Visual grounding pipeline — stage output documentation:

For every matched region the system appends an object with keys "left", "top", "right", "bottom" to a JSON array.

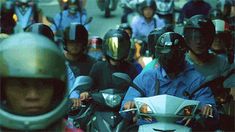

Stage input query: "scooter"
[
  {"left": 96, "top": 0, "right": 119, "bottom": 17},
  {"left": 113, "top": 69, "right": 235, "bottom": 131}
]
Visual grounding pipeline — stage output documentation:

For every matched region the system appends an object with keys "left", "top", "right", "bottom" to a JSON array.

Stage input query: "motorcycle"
[{"left": 96, "top": 0, "right": 119, "bottom": 17}]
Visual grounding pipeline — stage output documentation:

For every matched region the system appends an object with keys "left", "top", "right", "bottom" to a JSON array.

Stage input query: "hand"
[
  {"left": 70, "top": 98, "right": 81, "bottom": 108},
  {"left": 123, "top": 101, "right": 136, "bottom": 111},
  {"left": 201, "top": 104, "right": 213, "bottom": 118},
  {"left": 80, "top": 92, "right": 89, "bottom": 101}
]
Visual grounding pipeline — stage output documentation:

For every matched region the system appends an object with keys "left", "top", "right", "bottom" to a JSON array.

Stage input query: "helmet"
[
  {"left": 209, "top": 9, "right": 223, "bottom": 20},
  {"left": 156, "top": 0, "right": 174, "bottom": 15},
  {"left": 148, "top": 25, "right": 174, "bottom": 57},
  {"left": 103, "top": 29, "right": 130, "bottom": 61},
  {"left": 216, "top": 0, "right": 232, "bottom": 18},
  {"left": 68, "top": 0, "right": 82, "bottom": 14},
  {"left": 183, "top": 15, "right": 215, "bottom": 48},
  {"left": 138, "top": 0, "right": 156, "bottom": 16},
  {"left": 0, "top": 33, "right": 68, "bottom": 130},
  {"left": 25, "top": 23, "right": 54, "bottom": 41},
  {"left": 156, "top": 32, "right": 187, "bottom": 74},
  {"left": 64, "top": 23, "right": 88, "bottom": 49},
  {"left": 156, "top": 32, "right": 187, "bottom": 55}
]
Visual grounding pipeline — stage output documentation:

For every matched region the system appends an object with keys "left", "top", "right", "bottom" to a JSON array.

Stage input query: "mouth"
[{"left": 24, "top": 107, "right": 43, "bottom": 114}]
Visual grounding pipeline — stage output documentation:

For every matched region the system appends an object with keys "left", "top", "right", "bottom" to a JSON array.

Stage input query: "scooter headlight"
[
  {"left": 102, "top": 93, "right": 122, "bottom": 108},
  {"left": 176, "top": 105, "right": 196, "bottom": 116}
]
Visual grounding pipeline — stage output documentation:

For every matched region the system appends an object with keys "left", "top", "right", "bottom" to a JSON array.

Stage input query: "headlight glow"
[{"left": 102, "top": 93, "right": 122, "bottom": 108}]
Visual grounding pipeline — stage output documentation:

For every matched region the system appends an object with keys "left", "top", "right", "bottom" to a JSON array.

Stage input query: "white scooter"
[{"left": 134, "top": 95, "right": 199, "bottom": 132}]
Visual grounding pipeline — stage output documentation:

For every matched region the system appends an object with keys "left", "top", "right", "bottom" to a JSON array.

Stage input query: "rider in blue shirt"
[
  {"left": 51, "top": 0, "right": 88, "bottom": 33},
  {"left": 131, "top": 0, "right": 165, "bottom": 42},
  {"left": 120, "top": 32, "right": 218, "bottom": 130}
]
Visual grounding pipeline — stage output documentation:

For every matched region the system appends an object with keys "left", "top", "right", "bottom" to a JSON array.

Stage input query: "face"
[
  {"left": 185, "top": 29, "right": 209, "bottom": 54},
  {"left": 66, "top": 41, "right": 83, "bottom": 54},
  {"left": 143, "top": 7, "right": 154, "bottom": 19},
  {"left": 4, "top": 78, "right": 54, "bottom": 115}
]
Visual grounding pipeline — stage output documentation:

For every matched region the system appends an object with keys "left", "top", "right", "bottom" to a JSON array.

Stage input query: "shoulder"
[
  {"left": 182, "top": 63, "right": 206, "bottom": 83},
  {"left": 136, "top": 68, "right": 157, "bottom": 82}
]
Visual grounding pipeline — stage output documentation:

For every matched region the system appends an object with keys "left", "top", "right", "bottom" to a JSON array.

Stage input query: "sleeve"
[
  {"left": 88, "top": 62, "right": 100, "bottom": 91},
  {"left": 130, "top": 16, "right": 140, "bottom": 39},
  {"left": 191, "top": 76, "right": 218, "bottom": 118},
  {"left": 119, "top": 72, "right": 147, "bottom": 120}
]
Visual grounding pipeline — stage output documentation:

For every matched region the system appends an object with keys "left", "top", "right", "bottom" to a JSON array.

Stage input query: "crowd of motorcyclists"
[{"left": 0, "top": 0, "right": 235, "bottom": 131}]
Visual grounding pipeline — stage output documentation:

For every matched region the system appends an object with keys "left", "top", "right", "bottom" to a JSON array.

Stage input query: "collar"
[{"left": 159, "top": 62, "right": 194, "bottom": 86}]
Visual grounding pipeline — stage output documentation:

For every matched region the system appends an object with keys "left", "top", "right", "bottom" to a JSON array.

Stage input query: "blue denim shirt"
[
  {"left": 120, "top": 63, "right": 217, "bottom": 124},
  {"left": 51, "top": 10, "right": 88, "bottom": 32}
]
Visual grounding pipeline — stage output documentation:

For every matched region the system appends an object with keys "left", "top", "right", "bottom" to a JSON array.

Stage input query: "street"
[{"left": 39, "top": 0, "right": 123, "bottom": 38}]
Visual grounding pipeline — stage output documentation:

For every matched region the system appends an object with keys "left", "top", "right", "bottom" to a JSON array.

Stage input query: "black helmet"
[
  {"left": 157, "top": 32, "right": 187, "bottom": 74},
  {"left": 156, "top": 0, "right": 174, "bottom": 15},
  {"left": 103, "top": 29, "right": 130, "bottom": 61},
  {"left": 183, "top": 15, "right": 215, "bottom": 47},
  {"left": 25, "top": 23, "right": 54, "bottom": 41},
  {"left": 64, "top": 23, "right": 88, "bottom": 47},
  {"left": 138, "top": 0, "right": 156, "bottom": 16},
  {"left": 209, "top": 9, "right": 223, "bottom": 20},
  {"left": 216, "top": 0, "right": 232, "bottom": 18},
  {"left": 156, "top": 32, "right": 187, "bottom": 55},
  {"left": 148, "top": 25, "right": 174, "bottom": 57}
]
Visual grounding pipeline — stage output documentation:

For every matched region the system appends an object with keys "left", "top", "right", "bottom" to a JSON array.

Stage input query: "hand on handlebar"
[
  {"left": 80, "top": 92, "right": 90, "bottom": 101},
  {"left": 201, "top": 104, "right": 213, "bottom": 118},
  {"left": 70, "top": 98, "right": 82, "bottom": 108}
]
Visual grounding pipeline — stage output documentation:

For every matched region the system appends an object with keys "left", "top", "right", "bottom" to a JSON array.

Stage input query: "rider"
[
  {"left": 63, "top": 23, "right": 96, "bottom": 77},
  {"left": 14, "top": 0, "right": 42, "bottom": 31},
  {"left": 131, "top": 0, "right": 165, "bottom": 55},
  {"left": 51, "top": 0, "right": 88, "bottom": 34},
  {"left": 80, "top": 29, "right": 138, "bottom": 102},
  {"left": 0, "top": 33, "right": 82, "bottom": 132},
  {"left": 120, "top": 32, "right": 219, "bottom": 131},
  {"left": 183, "top": 14, "right": 234, "bottom": 131}
]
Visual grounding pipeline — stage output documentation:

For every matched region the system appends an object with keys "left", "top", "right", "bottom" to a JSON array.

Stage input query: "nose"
[{"left": 25, "top": 87, "right": 40, "bottom": 100}]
